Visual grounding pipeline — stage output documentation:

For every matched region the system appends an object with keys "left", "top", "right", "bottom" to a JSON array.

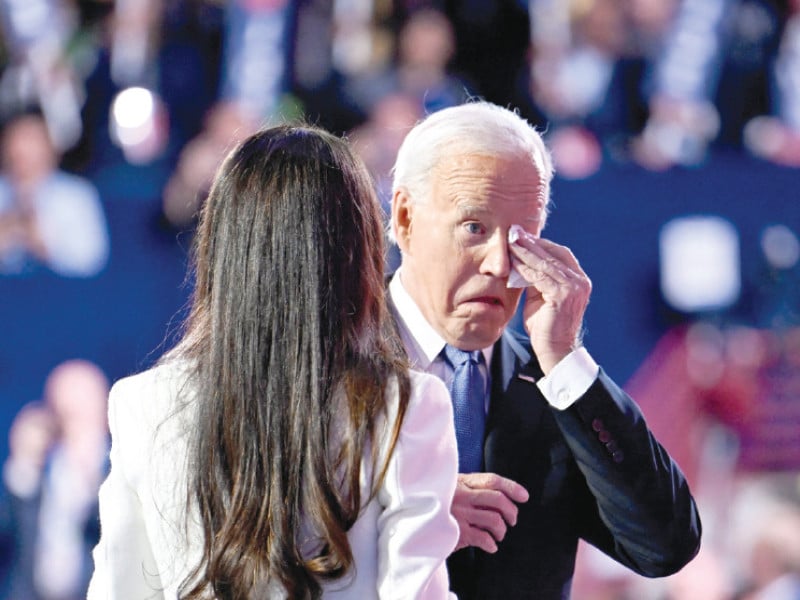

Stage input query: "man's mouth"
[{"left": 468, "top": 295, "right": 504, "bottom": 307}]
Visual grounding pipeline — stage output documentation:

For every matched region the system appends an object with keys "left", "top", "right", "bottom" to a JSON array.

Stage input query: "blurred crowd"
[
  {"left": 0, "top": 0, "right": 798, "bottom": 598},
  {"left": 0, "top": 360, "right": 107, "bottom": 600}
]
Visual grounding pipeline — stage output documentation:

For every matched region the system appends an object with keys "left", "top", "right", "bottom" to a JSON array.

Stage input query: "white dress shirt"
[{"left": 388, "top": 271, "right": 600, "bottom": 411}]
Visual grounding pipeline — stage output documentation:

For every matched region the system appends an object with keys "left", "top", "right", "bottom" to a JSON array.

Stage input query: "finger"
[
  {"left": 510, "top": 243, "right": 592, "bottom": 303},
  {"left": 458, "top": 525, "right": 499, "bottom": 553},
  {"left": 519, "top": 242, "right": 579, "bottom": 280},
  {"left": 452, "top": 474, "right": 530, "bottom": 552},
  {"left": 461, "top": 472, "right": 530, "bottom": 504},
  {"left": 509, "top": 229, "right": 568, "bottom": 261},
  {"left": 530, "top": 237, "right": 586, "bottom": 276},
  {"left": 509, "top": 252, "right": 570, "bottom": 293},
  {"left": 472, "top": 489, "right": 520, "bottom": 527},
  {"left": 509, "top": 232, "right": 581, "bottom": 274},
  {"left": 510, "top": 255, "right": 555, "bottom": 290},
  {"left": 457, "top": 474, "right": 528, "bottom": 527},
  {"left": 515, "top": 259, "right": 545, "bottom": 303},
  {"left": 451, "top": 504, "right": 504, "bottom": 551},
  {"left": 465, "top": 504, "right": 514, "bottom": 541},
  {"left": 509, "top": 239, "right": 579, "bottom": 286}
]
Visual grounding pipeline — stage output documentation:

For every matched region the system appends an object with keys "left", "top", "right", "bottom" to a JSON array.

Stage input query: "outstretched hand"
[{"left": 452, "top": 472, "right": 529, "bottom": 553}]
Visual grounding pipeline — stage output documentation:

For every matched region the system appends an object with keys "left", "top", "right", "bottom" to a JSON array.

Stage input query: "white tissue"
[{"left": 507, "top": 224, "right": 529, "bottom": 288}]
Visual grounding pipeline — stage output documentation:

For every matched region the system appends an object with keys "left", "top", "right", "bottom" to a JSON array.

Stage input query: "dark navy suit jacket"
[{"left": 445, "top": 329, "right": 701, "bottom": 599}]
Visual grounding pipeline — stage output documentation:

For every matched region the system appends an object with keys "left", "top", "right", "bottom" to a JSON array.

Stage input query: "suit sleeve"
[
  {"left": 375, "top": 373, "right": 459, "bottom": 599},
  {"left": 551, "top": 369, "right": 702, "bottom": 576},
  {"left": 87, "top": 381, "right": 164, "bottom": 600}
]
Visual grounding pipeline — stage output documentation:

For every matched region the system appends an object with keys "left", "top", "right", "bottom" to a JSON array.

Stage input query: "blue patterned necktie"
[{"left": 443, "top": 345, "right": 487, "bottom": 473}]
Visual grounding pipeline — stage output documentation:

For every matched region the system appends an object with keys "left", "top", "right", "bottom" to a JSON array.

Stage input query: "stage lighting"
[{"left": 659, "top": 215, "right": 741, "bottom": 313}]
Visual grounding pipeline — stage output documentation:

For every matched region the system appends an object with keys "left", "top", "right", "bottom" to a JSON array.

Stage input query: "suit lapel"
[
  {"left": 493, "top": 329, "right": 543, "bottom": 392},
  {"left": 484, "top": 330, "right": 548, "bottom": 473}
]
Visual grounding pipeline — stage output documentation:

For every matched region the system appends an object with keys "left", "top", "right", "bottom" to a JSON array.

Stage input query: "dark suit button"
[
  {"left": 612, "top": 450, "right": 625, "bottom": 463},
  {"left": 605, "top": 440, "right": 618, "bottom": 453},
  {"left": 598, "top": 430, "right": 612, "bottom": 443},
  {"left": 591, "top": 418, "right": 604, "bottom": 432}
]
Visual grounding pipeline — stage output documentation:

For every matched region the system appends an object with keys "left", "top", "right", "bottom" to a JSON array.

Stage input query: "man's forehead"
[
  {"left": 431, "top": 154, "right": 542, "bottom": 202},
  {"left": 432, "top": 153, "right": 541, "bottom": 193}
]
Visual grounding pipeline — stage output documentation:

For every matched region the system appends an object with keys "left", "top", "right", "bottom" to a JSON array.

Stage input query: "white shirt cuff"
[{"left": 536, "top": 347, "right": 599, "bottom": 410}]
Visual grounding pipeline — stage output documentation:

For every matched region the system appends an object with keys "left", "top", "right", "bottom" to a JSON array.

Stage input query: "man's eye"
[{"left": 464, "top": 222, "right": 485, "bottom": 235}]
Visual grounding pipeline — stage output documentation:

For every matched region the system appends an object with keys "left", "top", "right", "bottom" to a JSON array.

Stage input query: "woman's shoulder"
[
  {"left": 385, "top": 369, "right": 453, "bottom": 441},
  {"left": 108, "top": 359, "right": 195, "bottom": 428},
  {"left": 104, "top": 361, "right": 197, "bottom": 495},
  {"left": 407, "top": 369, "right": 450, "bottom": 408},
  {"left": 111, "top": 359, "right": 192, "bottom": 396}
]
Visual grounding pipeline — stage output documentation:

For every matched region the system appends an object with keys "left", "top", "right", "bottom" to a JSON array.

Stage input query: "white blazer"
[{"left": 87, "top": 362, "right": 459, "bottom": 599}]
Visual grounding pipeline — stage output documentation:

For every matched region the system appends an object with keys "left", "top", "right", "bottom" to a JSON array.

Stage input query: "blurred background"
[{"left": 0, "top": 0, "right": 797, "bottom": 598}]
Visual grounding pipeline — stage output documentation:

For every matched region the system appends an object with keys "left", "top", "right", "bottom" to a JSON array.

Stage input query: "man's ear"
[{"left": 391, "top": 188, "right": 414, "bottom": 253}]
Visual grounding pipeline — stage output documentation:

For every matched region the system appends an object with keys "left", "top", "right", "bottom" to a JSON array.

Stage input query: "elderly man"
[{"left": 388, "top": 101, "right": 701, "bottom": 599}]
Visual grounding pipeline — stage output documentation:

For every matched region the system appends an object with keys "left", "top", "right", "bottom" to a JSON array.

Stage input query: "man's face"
[
  {"left": 2, "top": 116, "right": 56, "bottom": 185},
  {"left": 393, "top": 153, "right": 545, "bottom": 350}
]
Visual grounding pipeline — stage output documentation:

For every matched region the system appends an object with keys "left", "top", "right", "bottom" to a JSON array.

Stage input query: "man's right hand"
[{"left": 452, "top": 472, "right": 529, "bottom": 553}]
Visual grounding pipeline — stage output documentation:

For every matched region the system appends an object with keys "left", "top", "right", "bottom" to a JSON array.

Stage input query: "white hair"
[{"left": 389, "top": 101, "right": 554, "bottom": 241}]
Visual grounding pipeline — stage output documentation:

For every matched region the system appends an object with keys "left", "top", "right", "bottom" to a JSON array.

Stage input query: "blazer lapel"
[
  {"left": 494, "top": 329, "right": 544, "bottom": 391},
  {"left": 484, "top": 330, "right": 548, "bottom": 473}
]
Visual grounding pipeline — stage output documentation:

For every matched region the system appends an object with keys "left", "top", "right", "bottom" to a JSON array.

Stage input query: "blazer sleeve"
[
  {"left": 375, "top": 372, "right": 459, "bottom": 600},
  {"left": 87, "top": 379, "right": 165, "bottom": 600},
  {"left": 552, "top": 368, "right": 702, "bottom": 576}
]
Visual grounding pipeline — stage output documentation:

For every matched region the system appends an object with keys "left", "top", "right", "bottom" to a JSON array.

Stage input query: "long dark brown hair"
[{"left": 173, "top": 124, "right": 409, "bottom": 599}]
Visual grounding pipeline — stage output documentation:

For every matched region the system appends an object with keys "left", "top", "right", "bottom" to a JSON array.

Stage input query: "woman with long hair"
[{"left": 88, "top": 124, "right": 459, "bottom": 599}]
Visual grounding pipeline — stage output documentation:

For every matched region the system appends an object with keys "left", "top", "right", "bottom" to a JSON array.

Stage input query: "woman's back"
[
  {"left": 88, "top": 124, "right": 459, "bottom": 599},
  {"left": 89, "top": 360, "right": 458, "bottom": 598}
]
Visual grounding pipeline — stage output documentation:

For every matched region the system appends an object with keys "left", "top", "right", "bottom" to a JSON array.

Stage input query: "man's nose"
[{"left": 480, "top": 231, "right": 511, "bottom": 277}]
